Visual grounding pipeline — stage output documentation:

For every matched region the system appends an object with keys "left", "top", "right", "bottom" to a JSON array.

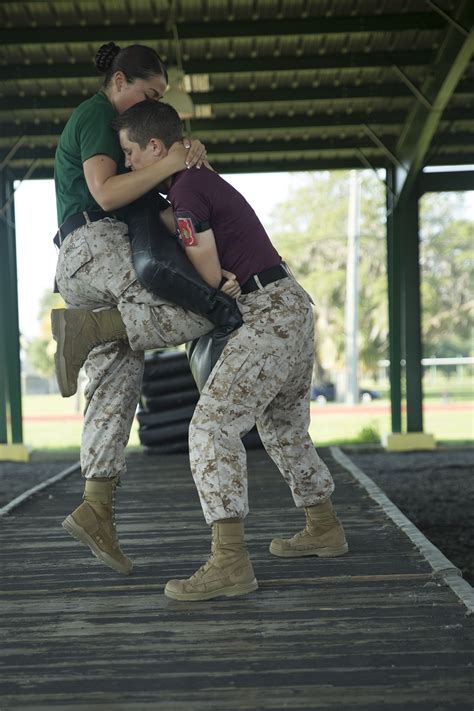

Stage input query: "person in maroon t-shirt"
[{"left": 115, "top": 100, "right": 348, "bottom": 602}]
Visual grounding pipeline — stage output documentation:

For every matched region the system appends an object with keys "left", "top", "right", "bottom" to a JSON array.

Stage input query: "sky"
[{"left": 13, "top": 172, "right": 298, "bottom": 340}]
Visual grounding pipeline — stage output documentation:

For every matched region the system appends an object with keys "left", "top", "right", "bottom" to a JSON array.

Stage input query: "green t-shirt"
[{"left": 54, "top": 91, "right": 124, "bottom": 225}]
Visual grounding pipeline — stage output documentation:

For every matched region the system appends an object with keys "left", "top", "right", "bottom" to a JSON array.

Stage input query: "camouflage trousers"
[
  {"left": 189, "top": 277, "right": 335, "bottom": 524},
  {"left": 55, "top": 217, "right": 213, "bottom": 480}
]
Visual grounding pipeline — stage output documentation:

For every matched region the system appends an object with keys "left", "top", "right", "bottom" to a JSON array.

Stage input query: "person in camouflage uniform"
[
  {"left": 113, "top": 101, "right": 349, "bottom": 601},
  {"left": 54, "top": 217, "right": 226, "bottom": 486},
  {"left": 51, "top": 42, "right": 232, "bottom": 577}
]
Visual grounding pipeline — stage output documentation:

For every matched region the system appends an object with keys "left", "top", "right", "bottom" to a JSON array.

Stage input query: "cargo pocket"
[
  {"left": 62, "top": 231, "right": 93, "bottom": 278},
  {"left": 202, "top": 347, "right": 266, "bottom": 405}
]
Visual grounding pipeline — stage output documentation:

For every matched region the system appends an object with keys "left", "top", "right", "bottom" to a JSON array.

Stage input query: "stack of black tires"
[{"left": 137, "top": 349, "right": 262, "bottom": 454}]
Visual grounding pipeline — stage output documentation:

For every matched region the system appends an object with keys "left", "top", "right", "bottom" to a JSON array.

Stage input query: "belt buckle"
[{"left": 253, "top": 274, "right": 264, "bottom": 290}]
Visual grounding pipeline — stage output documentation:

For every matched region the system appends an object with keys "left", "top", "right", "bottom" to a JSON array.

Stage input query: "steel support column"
[
  {"left": 401, "top": 181, "right": 424, "bottom": 432},
  {"left": 0, "top": 174, "right": 8, "bottom": 443},
  {"left": 0, "top": 171, "right": 23, "bottom": 444},
  {"left": 0, "top": 373, "right": 6, "bottom": 444},
  {"left": 385, "top": 166, "right": 402, "bottom": 433}
]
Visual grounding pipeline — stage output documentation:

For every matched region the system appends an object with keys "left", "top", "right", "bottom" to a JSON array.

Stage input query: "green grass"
[
  {"left": 18, "top": 392, "right": 473, "bottom": 452},
  {"left": 309, "top": 403, "right": 474, "bottom": 446},
  {"left": 21, "top": 393, "right": 141, "bottom": 450}
]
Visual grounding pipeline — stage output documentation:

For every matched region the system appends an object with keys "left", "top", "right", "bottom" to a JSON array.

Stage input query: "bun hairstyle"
[
  {"left": 94, "top": 42, "right": 168, "bottom": 86},
  {"left": 94, "top": 41, "right": 121, "bottom": 73}
]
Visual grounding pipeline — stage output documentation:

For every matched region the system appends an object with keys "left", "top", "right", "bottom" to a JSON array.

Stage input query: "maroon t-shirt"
[{"left": 167, "top": 167, "right": 281, "bottom": 285}]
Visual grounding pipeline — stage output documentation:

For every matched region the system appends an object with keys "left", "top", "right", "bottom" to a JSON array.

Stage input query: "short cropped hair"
[{"left": 112, "top": 99, "right": 183, "bottom": 149}]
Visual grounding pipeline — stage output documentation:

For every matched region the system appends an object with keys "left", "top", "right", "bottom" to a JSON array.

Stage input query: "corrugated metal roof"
[{"left": 0, "top": 0, "right": 473, "bottom": 178}]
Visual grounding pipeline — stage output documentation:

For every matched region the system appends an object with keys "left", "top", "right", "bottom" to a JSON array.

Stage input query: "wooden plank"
[{"left": 0, "top": 449, "right": 472, "bottom": 709}]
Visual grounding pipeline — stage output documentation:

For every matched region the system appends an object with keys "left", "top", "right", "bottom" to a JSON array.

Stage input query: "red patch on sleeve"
[{"left": 177, "top": 217, "right": 198, "bottom": 247}]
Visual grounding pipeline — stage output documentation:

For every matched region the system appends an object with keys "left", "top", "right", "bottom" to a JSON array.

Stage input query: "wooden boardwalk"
[{"left": 1, "top": 448, "right": 473, "bottom": 710}]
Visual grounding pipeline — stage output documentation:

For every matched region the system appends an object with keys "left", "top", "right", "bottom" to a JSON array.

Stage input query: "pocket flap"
[{"left": 63, "top": 232, "right": 93, "bottom": 278}]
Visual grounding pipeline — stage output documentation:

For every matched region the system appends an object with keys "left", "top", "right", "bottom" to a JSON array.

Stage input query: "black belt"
[
  {"left": 53, "top": 210, "right": 116, "bottom": 248},
  {"left": 241, "top": 264, "right": 288, "bottom": 294}
]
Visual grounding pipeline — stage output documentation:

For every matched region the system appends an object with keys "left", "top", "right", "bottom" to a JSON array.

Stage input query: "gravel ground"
[
  {"left": 1, "top": 447, "right": 473, "bottom": 587},
  {"left": 0, "top": 454, "right": 79, "bottom": 509},
  {"left": 344, "top": 447, "right": 474, "bottom": 586}
]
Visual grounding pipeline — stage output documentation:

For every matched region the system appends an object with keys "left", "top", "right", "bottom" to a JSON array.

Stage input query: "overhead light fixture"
[
  {"left": 162, "top": 66, "right": 194, "bottom": 120},
  {"left": 162, "top": 12, "right": 195, "bottom": 120}
]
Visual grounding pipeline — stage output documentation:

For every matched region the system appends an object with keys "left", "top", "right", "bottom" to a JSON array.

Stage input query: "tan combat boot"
[
  {"left": 164, "top": 520, "right": 258, "bottom": 601},
  {"left": 62, "top": 478, "right": 133, "bottom": 575},
  {"left": 269, "top": 499, "right": 348, "bottom": 558},
  {"left": 51, "top": 307, "right": 128, "bottom": 397}
]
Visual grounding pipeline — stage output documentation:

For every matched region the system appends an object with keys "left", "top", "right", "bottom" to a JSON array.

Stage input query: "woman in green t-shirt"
[
  {"left": 53, "top": 42, "right": 215, "bottom": 576},
  {"left": 55, "top": 42, "right": 205, "bottom": 225}
]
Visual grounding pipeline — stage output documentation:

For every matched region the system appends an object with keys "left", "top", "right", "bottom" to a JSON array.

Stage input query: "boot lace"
[
  {"left": 188, "top": 554, "right": 217, "bottom": 582},
  {"left": 290, "top": 526, "right": 312, "bottom": 543}
]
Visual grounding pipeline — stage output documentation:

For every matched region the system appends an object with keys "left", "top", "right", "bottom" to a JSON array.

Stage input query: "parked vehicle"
[
  {"left": 310, "top": 382, "right": 336, "bottom": 404},
  {"left": 310, "top": 382, "right": 380, "bottom": 404}
]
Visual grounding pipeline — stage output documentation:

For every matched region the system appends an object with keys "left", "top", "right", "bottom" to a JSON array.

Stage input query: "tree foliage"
[
  {"left": 419, "top": 193, "right": 474, "bottom": 357},
  {"left": 268, "top": 171, "right": 387, "bottom": 377},
  {"left": 268, "top": 171, "right": 473, "bottom": 376}
]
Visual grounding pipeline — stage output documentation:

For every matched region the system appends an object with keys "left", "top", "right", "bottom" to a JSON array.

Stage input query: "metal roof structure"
[{"left": 1, "top": 0, "right": 473, "bottom": 180}]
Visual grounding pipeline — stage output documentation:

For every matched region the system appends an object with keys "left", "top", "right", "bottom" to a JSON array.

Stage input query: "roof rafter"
[
  {"left": 2, "top": 81, "right": 473, "bottom": 111},
  {"left": 0, "top": 50, "right": 436, "bottom": 81},
  {"left": 2, "top": 108, "right": 472, "bottom": 138},
  {"left": 3, "top": 134, "right": 473, "bottom": 164},
  {"left": 418, "top": 169, "right": 474, "bottom": 194},
  {"left": 394, "top": 0, "right": 474, "bottom": 203},
  {"left": 0, "top": 13, "right": 445, "bottom": 45}
]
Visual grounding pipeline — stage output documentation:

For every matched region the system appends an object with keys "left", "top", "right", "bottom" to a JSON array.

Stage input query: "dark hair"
[
  {"left": 94, "top": 42, "right": 168, "bottom": 86},
  {"left": 112, "top": 99, "right": 183, "bottom": 149}
]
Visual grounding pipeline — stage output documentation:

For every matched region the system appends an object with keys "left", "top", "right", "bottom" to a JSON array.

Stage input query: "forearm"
[
  {"left": 189, "top": 256, "right": 222, "bottom": 288},
  {"left": 94, "top": 154, "right": 183, "bottom": 211},
  {"left": 185, "top": 247, "right": 222, "bottom": 288}
]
